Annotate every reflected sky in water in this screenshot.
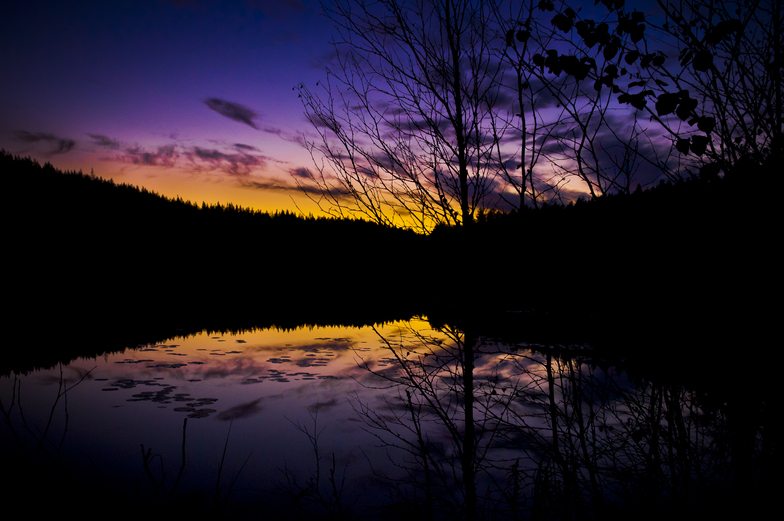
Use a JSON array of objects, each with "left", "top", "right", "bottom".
[
  {"left": 1, "top": 317, "right": 758, "bottom": 519},
  {"left": 1, "top": 319, "right": 460, "bottom": 503}
]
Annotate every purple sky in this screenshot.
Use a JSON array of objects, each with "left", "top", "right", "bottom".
[
  {"left": 1, "top": 0, "right": 339, "bottom": 212},
  {"left": 2, "top": 0, "right": 671, "bottom": 216}
]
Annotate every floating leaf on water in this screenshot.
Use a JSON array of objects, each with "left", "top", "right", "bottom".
[{"left": 102, "top": 388, "right": 119, "bottom": 391}]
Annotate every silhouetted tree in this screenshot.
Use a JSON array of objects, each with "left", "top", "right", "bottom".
[
  {"left": 297, "top": 0, "right": 659, "bottom": 228},
  {"left": 564, "top": 0, "right": 783, "bottom": 179},
  {"left": 297, "top": 0, "right": 511, "bottom": 231},
  {"left": 649, "top": 0, "right": 782, "bottom": 177},
  {"left": 493, "top": 0, "right": 654, "bottom": 203}
]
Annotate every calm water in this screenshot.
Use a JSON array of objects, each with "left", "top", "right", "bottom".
[{"left": 0, "top": 317, "right": 764, "bottom": 519}]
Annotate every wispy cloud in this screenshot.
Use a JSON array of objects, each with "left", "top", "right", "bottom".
[
  {"left": 306, "top": 113, "right": 339, "bottom": 130},
  {"left": 124, "top": 144, "right": 179, "bottom": 167},
  {"left": 186, "top": 146, "right": 269, "bottom": 176},
  {"left": 13, "top": 131, "right": 76, "bottom": 154},
  {"left": 84, "top": 132, "right": 278, "bottom": 177},
  {"left": 84, "top": 133, "right": 180, "bottom": 168},
  {"left": 241, "top": 176, "right": 350, "bottom": 199},
  {"left": 290, "top": 167, "right": 315, "bottom": 181},
  {"left": 204, "top": 98, "right": 259, "bottom": 129},
  {"left": 239, "top": 179, "right": 306, "bottom": 192},
  {"left": 87, "top": 133, "right": 121, "bottom": 150},
  {"left": 263, "top": 126, "right": 306, "bottom": 147}
]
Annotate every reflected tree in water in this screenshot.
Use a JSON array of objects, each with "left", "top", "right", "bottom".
[
  {"left": 0, "top": 363, "right": 95, "bottom": 466},
  {"left": 351, "top": 321, "right": 768, "bottom": 520}
]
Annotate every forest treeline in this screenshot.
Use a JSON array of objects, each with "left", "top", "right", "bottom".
[
  {"left": 4, "top": 150, "right": 426, "bottom": 372},
  {"left": 4, "top": 150, "right": 418, "bottom": 247},
  {"left": 4, "top": 150, "right": 773, "bottom": 370}
]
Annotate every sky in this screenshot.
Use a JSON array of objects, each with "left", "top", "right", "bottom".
[
  {"left": 1, "top": 0, "right": 338, "bottom": 213},
  {"left": 1, "top": 0, "right": 674, "bottom": 217}
]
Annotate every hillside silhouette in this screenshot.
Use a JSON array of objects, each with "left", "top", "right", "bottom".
[
  {"left": 428, "top": 163, "right": 774, "bottom": 358},
  {"left": 4, "top": 150, "right": 774, "bottom": 369},
  {"left": 4, "top": 151, "right": 424, "bottom": 363}
]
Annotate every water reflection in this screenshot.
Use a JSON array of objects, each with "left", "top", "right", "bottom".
[{"left": 0, "top": 318, "right": 771, "bottom": 520}]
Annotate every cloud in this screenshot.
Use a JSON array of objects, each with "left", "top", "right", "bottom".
[
  {"left": 87, "top": 133, "right": 121, "bottom": 150},
  {"left": 239, "top": 179, "right": 308, "bottom": 192},
  {"left": 306, "top": 113, "right": 339, "bottom": 130},
  {"left": 94, "top": 138, "right": 272, "bottom": 176},
  {"left": 186, "top": 146, "right": 268, "bottom": 176},
  {"left": 204, "top": 98, "right": 259, "bottom": 129},
  {"left": 290, "top": 167, "right": 313, "bottom": 179},
  {"left": 13, "top": 131, "right": 76, "bottom": 154},
  {"left": 241, "top": 178, "right": 349, "bottom": 199},
  {"left": 264, "top": 126, "right": 306, "bottom": 146},
  {"left": 124, "top": 144, "right": 178, "bottom": 167}
]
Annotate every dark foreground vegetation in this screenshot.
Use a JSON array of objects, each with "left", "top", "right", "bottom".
[{"left": 1, "top": 151, "right": 778, "bottom": 520}]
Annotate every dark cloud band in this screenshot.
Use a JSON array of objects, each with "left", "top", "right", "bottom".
[
  {"left": 204, "top": 98, "right": 259, "bottom": 129},
  {"left": 13, "top": 131, "right": 76, "bottom": 154},
  {"left": 88, "top": 133, "right": 121, "bottom": 150}
]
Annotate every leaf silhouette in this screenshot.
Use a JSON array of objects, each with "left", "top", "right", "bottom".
[{"left": 692, "top": 50, "right": 713, "bottom": 71}]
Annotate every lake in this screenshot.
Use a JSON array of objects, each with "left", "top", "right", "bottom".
[{"left": 0, "top": 315, "right": 772, "bottom": 520}]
